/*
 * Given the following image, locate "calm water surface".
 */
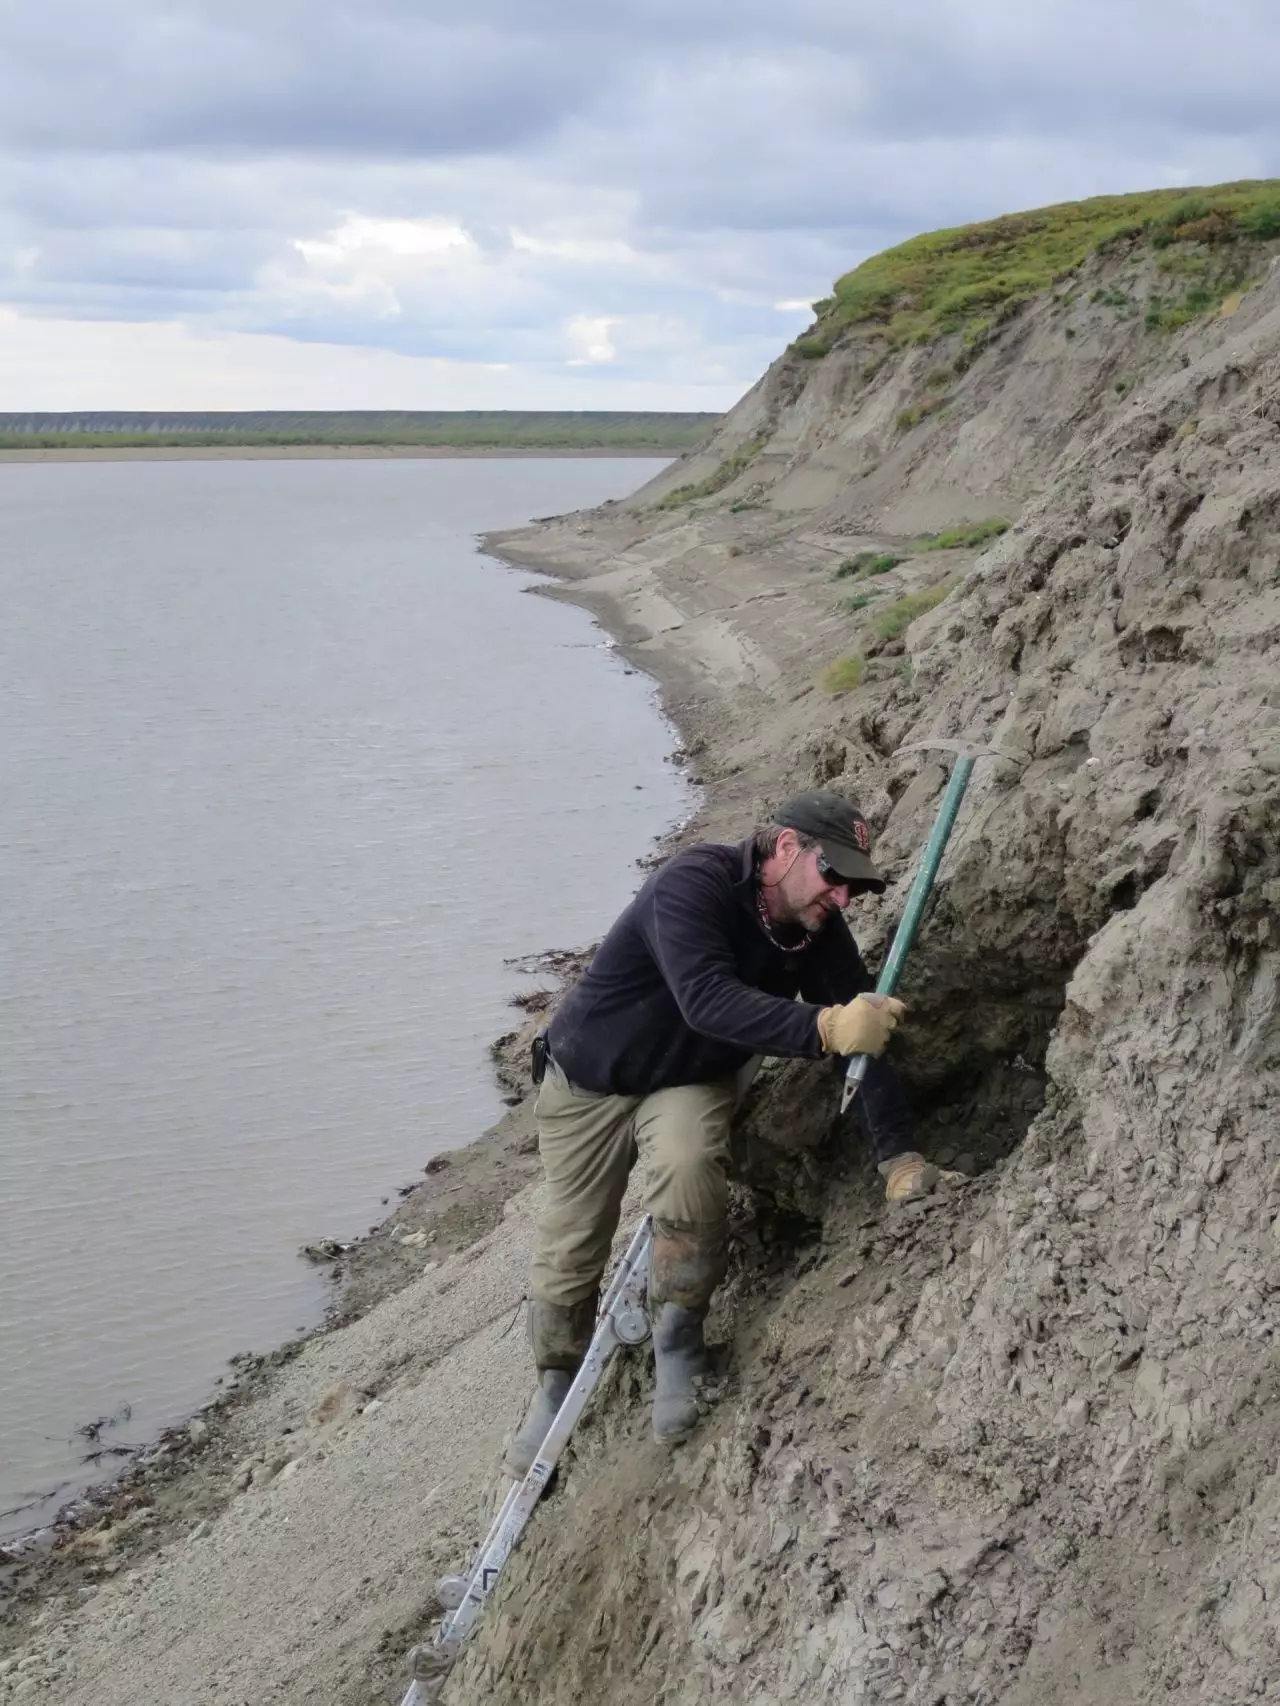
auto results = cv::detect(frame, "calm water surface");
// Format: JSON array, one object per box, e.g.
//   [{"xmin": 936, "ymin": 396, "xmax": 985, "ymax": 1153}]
[{"xmin": 0, "ymin": 457, "xmax": 689, "ymax": 1536}]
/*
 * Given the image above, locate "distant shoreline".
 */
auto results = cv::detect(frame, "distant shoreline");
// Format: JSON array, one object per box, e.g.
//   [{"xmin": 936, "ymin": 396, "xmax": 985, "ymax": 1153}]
[{"xmin": 0, "ymin": 445, "xmax": 675, "ymax": 464}]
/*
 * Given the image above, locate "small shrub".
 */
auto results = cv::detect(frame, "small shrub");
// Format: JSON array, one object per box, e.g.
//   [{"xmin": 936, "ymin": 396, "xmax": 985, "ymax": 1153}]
[
  {"xmin": 1144, "ymin": 256, "xmax": 1253, "ymax": 330},
  {"xmin": 871, "ymin": 578, "xmax": 961, "ymax": 643},
  {"xmin": 834, "ymin": 551, "xmax": 904, "ymax": 579},
  {"xmin": 1094, "ymin": 222, "xmax": 1144, "ymax": 253},
  {"xmin": 793, "ymin": 336, "xmax": 831, "ymax": 359},
  {"xmin": 1175, "ymin": 211, "xmax": 1239, "ymax": 245},
  {"xmin": 895, "ymin": 396, "xmax": 948, "ymax": 432},
  {"xmin": 1240, "ymin": 202, "xmax": 1280, "ymax": 240},
  {"xmin": 655, "ymin": 432, "xmax": 770, "ymax": 510},
  {"xmin": 837, "ymin": 592, "xmax": 877, "ymax": 613},
  {"xmin": 727, "ymin": 544, "xmax": 744, "ymax": 557},
  {"xmin": 822, "ymin": 655, "xmax": 866, "ymax": 693},
  {"xmin": 924, "ymin": 365, "xmax": 952, "ymax": 389},
  {"xmin": 1159, "ymin": 196, "xmax": 1212, "ymax": 232},
  {"xmin": 911, "ymin": 518, "xmax": 1010, "ymax": 551},
  {"xmin": 1064, "ymin": 326, "xmax": 1076, "ymax": 339}
]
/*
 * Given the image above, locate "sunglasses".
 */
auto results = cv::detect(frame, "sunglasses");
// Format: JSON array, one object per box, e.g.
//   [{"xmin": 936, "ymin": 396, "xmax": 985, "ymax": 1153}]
[{"xmin": 816, "ymin": 854, "xmax": 853, "ymax": 889}]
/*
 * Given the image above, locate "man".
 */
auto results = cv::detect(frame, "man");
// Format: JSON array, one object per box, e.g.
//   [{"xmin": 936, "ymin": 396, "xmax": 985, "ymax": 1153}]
[{"xmin": 507, "ymin": 790, "xmax": 942, "ymax": 1478}]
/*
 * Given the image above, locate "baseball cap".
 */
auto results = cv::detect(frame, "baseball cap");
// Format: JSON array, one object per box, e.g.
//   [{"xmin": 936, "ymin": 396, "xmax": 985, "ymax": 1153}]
[{"xmin": 774, "ymin": 790, "xmax": 886, "ymax": 893}]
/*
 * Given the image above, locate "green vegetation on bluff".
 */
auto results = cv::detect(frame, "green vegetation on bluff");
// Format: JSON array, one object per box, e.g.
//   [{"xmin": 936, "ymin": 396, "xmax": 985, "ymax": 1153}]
[
  {"xmin": 0, "ymin": 411, "xmax": 719, "ymax": 453},
  {"xmin": 832, "ymin": 551, "xmax": 904, "ymax": 580},
  {"xmin": 654, "ymin": 432, "xmax": 770, "ymax": 510},
  {"xmin": 821, "ymin": 655, "xmax": 866, "ymax": 694},
  {"xmin": 799, "ymin": 180, "xmax": 1280, "ymax": 351},
  {"xmin": 870, "ymin": 580, "xmax": 961, "ymax": 643},
  {"xmin": 911, "ymin": 519, "xmax": 1010, "ymax": 551}
]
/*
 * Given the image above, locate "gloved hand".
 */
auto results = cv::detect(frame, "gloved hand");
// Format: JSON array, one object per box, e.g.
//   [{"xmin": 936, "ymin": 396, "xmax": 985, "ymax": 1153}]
[
  {"xmin": 878, "ymin": 1151, "xmax": 968, "ymax": 1203},
  {"xmin": 816, "ymin": 993, "xmax": 906, "ymax": 1058}
]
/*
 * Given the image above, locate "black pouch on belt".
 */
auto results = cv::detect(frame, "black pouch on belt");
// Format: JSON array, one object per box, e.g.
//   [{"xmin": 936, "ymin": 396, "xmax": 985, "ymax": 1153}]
[{"xmin": 531, "ymin": 1028, "xmax": 550, "ymax": 1085}]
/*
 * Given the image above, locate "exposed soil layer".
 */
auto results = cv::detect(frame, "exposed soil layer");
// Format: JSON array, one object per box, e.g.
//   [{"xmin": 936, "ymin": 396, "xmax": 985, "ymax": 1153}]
[
  {"xmin": 2, "ymin": 232, "xmax": 1278, "ymax": 1706},
  {"xmin": 443, "ymin": 249, "xmax": 1280, "ymax": 1706}
]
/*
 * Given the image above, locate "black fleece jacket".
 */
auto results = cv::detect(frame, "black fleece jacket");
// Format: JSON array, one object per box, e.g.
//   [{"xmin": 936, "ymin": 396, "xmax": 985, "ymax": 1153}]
[{"xmin": 547, "ymin": 837, "xmax": 915, "ymax": 1163}]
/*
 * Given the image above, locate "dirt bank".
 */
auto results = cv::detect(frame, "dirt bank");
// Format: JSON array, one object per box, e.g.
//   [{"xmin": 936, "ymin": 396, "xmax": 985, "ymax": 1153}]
[{"xmin": 441, "ymin": 218, "xmax": 1280, "ymax": 1706}]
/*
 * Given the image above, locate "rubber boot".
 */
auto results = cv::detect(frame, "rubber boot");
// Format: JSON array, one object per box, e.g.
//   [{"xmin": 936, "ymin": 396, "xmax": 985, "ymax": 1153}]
[
  {"xmin": 504, "ymin": 1294, "xmax": 597, "ymax": 1479},
  {"xmin": 506, "ymin": 1369, "xmax": 574, "ymax": 1479},
  {"xmin": 649, "ymin": 1220, "xmax": 727, "ymax": 1447},
  {"xmin": 651, "ymin": 1303, "xmax": 710, "ymax": 1444}
]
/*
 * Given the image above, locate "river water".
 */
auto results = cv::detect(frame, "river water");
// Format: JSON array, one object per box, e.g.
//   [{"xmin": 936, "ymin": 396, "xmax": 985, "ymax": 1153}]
[{"xmin": 0, "ymin": 456, "xmax": 689, "ymax": 1538}]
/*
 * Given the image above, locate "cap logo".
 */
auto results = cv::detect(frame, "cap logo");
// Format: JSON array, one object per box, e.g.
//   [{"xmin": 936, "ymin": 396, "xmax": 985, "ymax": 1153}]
[{"xmin": 853, "ymin": 818, "xmax": 870, "ymax": 852}]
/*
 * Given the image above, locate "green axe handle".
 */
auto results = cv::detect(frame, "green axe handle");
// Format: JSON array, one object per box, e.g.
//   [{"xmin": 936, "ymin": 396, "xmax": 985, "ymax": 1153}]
[{"xmin": 840, "ymin": 755, "xmax": 975, "ymax": 1115}]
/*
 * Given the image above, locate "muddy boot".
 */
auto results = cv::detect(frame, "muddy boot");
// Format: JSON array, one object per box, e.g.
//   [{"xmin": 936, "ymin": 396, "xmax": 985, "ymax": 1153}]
[
  {"xmin": 649, "ymin": 1220, "xmax": 727, "ymax": 1447},
  {"xmin": 504, "ymin": 1294, "xmax": 597, "ymax": 1479},
  {"xmin": 652, "ymin": 1303, "xmax": 709, "ymax": 1443},
  {"xmin": 506, "ymin": 1369, "xmax": 574, "ymax": 1478}
]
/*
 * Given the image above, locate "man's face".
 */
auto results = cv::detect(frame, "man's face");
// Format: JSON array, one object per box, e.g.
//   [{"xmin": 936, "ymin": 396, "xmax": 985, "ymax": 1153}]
[{"xmin": 774, "ymin": 834, "xmax": 851, "ymax": 932}]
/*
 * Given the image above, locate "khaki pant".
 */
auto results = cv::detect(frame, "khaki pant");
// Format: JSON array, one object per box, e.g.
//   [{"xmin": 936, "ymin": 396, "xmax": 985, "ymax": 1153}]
[{"xmin": 531, "ymin": 1059, "xmax": 747, "ymax": 1309}]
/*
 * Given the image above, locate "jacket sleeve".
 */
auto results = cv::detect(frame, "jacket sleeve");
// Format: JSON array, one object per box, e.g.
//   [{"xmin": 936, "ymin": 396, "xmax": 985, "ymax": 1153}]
[
  {"xmin": 638, "ymin": 862, "xmax": 825, "ymax": 1058},
  {"xmin": 855, "ymin": 1056, "xmax": 917, "ymax": 1163},
  {"xmin": 803, "ymin": 916, "xmax": 917, "ymax": 1162}
]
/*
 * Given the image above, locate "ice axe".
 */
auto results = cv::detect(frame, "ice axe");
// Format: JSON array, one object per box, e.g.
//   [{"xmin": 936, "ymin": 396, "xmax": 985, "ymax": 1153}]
[{"xmin": 840, "ymin": 739, "xmax": 1019, "ymax": 1115}]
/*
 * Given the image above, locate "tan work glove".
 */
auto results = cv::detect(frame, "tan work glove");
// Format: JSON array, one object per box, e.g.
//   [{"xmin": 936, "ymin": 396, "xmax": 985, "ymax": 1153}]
[
  {"xmin": 816, "ymin": 993, "xmax": 906, "ymax": 1058},
  {"xmin": 878, "ymin": 1152, "xmax": 968, "ymax": 1203}
]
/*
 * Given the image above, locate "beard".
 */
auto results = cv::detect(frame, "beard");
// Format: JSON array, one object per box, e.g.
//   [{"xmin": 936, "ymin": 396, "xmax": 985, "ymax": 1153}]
[{"xmin": 798, "ymin": 897, "xmax": 838, "ymax": 933}]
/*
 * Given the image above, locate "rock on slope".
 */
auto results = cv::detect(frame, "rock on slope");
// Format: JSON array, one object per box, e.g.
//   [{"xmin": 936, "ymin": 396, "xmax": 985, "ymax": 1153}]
[{"xmin": 455, "ymin": 193, "xmax": 1280, "ymax": 1703}]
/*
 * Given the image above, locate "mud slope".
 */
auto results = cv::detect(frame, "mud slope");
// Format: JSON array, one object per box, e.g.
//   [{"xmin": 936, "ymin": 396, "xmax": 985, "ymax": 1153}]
[{"xmin": 460, "ymin": 209, "xmax": 1280, "ymax": 1700}]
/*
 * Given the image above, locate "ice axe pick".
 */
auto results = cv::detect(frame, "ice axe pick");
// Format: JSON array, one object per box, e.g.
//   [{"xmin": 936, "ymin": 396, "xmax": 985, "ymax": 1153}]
[{"xmin": 839, "ymin": 739, "xmax": 1019, "ymax": 1115}]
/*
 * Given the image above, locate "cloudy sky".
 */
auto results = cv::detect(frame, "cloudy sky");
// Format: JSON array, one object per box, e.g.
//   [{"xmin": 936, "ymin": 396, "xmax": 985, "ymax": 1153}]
[{"xmin": 3, "ymin": 0, "xmax": 1279, "ymax": 411}]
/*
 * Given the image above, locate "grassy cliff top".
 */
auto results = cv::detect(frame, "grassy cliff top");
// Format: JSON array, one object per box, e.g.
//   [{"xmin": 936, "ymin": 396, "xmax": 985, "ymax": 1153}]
[{"xmin": 803, "ymin": 180, "xmax": 1280, "ymax": 351}]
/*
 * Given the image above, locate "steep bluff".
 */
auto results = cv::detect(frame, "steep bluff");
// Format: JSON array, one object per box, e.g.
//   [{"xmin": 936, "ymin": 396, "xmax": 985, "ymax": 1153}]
[{"xmin": 459, "ymin": 187, "xmax": 1280, "ymax": 1704}]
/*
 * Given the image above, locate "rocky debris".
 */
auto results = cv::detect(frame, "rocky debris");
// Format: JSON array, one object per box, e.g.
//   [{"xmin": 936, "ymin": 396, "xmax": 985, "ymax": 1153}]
[
  {"xmin": 300, "ymin": 1237, "xmax": 352, "ymax": 1263},
  {"xmin": 308, "ymin": 1381, "xmax": 369, "ymax": 1431}
]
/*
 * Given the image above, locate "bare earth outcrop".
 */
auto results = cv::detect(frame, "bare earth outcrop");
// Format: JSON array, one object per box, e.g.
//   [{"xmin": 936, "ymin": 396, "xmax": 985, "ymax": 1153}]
[
  {"xmin": 3, "ymin": 224, "xmax": 1277, "ymax": 1706},
  {"xmin": 446, "ymin": 252, "xmax": 1280, "ymax": 1703}
]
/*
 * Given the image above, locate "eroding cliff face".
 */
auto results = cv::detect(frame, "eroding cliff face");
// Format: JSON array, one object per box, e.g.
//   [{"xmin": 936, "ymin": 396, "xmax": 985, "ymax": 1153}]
[{"xmin": 453, "ymin": 251, "xmax": 1280, "ymax": 1702}]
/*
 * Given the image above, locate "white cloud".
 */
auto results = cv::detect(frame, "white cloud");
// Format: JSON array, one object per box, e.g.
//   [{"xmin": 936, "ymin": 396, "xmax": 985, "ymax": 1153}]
[
  {"xmin": 294, "ymin": 215, "xmax": 474, "ymax": 265},
  {"xmin": 565, "ymin": 314, "xmax": 617, "ymax": 364},
  {"xmin": 0, "ymin": 308, "xmax": 739, "ymax": 410},
  {"xmin": 2, "ymin": 1, "xmax": 1279, "ymax": 406}
]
